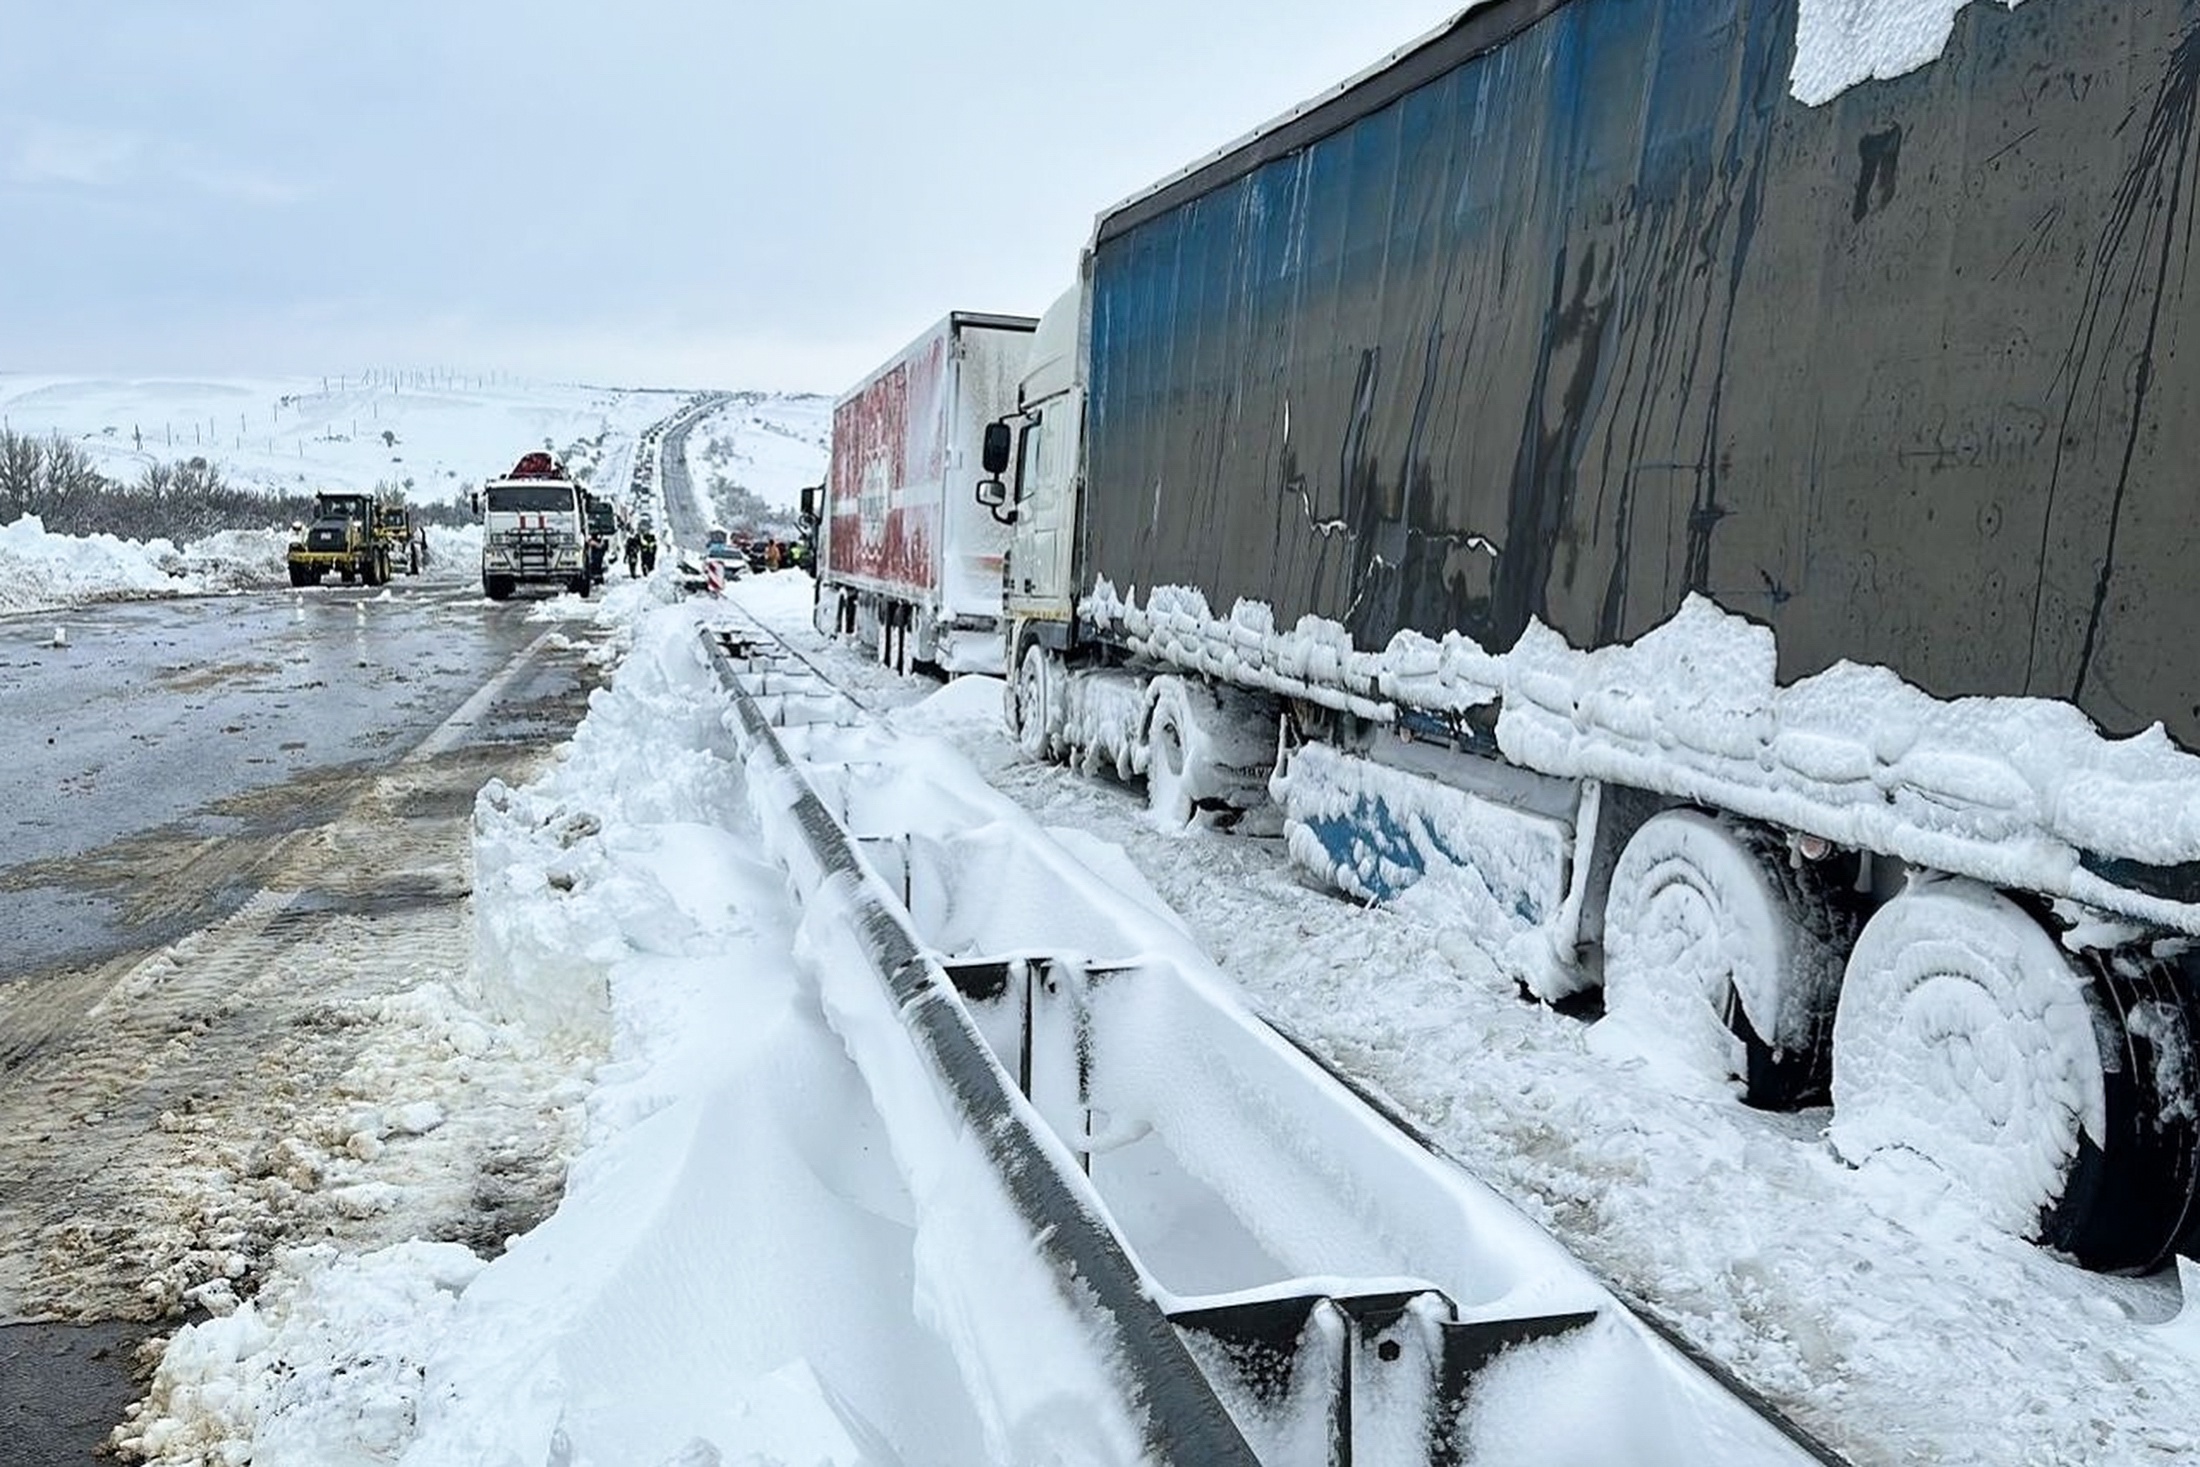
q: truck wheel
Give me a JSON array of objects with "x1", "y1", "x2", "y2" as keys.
[
  {"x1": 408, "y1": 544, "x2": 421, "y2": 576},
  {"x1": 1013, "y1": 642, "x2": 1064, "y2": 763},
  {"x1": 1142, "y1": 676, "x2": 1276, "y2": 832},
  {"x1": 1601, "y1": 811, "x2": 1858, "y2": 1107},
  {"x1": 288, "y1": 564, "x2": 313, "y2": 588},
  {"x1": 1830, "y1": 878, "x2": 2200, "y2": 1269},
  {"x1": 1146, "y1": 680, "x2": 1197, "y2": 826},
  {"x1": 340, "y1": 566, "x2": 356, "y2": 585},
  {"x1": 483, "y1": 576, "x2": 514, "y2": 601},
  {"x1": 569, "y1": 576, "x2": 590, "y2": 598}
]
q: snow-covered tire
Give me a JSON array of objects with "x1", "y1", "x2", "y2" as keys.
[
  {"x1": 1012, "y1": 641, "x2": 1065, "y2": 763},
  {"x1": 1602, "y1": 810, "x2": 1857, "y2": 1107},
  {"x1": 1831, "y1": 878, "x2": 2200, "y2": 1268},
  {"x1": 1145, "y1": 678, "x2": 1198, "y2": 827},
  {"x1": 1141, "y1": 676, "x2": 1278, "y2": 833}
]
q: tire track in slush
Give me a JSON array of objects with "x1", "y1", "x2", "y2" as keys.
[{"x1": 0, "y1": 624, "x2": 602, "y2": 1463}]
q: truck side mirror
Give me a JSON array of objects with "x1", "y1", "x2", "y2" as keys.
[
  {"x1": 799, "y1": 484, "x2": 823, "y2": 521},
  {"x1": 976, "y1": 476, "x2": 1015, "y2": 526},
  {"x1": 981, "y1": 420, "x2": 1013, "y2": 476},
  {"x1": 469, "y1": 491, "x2": 480, "y2": 516}
]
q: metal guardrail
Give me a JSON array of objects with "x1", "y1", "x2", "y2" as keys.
[
  {"x1": 700, "y1": 616, "x2": 1858, "y2": 1467},
  {"x1": 701, "y1": 625, "x2": 1265, "y2": 1467}
]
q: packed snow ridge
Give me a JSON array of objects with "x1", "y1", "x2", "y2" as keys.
[{"x1": 1086, "y1": 581, "x2": 2200, "y2": 933}]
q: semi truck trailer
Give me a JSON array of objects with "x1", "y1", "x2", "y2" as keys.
[
  {"x1": 820, "y1": 311, "x2": 1037, "y2": 673},
  {"x1": 964, "y1": 0, "x2": 2200, "y2": 1272}
]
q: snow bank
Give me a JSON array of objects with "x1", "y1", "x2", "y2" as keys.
[
  {"x1": 0, "y1": 514, "x2": 492, "y2": 617},
  {"x1": 0, "y1": 513, "x2": 290, "y2": 614},
  {"x1": 126, "y1": 591, "x2": 990, "y2": 1466}
]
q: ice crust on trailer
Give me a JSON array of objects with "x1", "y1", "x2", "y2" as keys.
[
  {"x1": 1791, "y1": 0, "x2": 2034, "y2": 105},
  {"x1": 1087, "y1": 579, "x2": 1502, "y2": 723},
  {"x1": 1085, "y1": 584, "x2": 2200, "y2": 932}
]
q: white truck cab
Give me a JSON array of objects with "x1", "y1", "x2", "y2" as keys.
[
  {"x1": 476, "y1": 452, "x2": 588, "y2": 601},
  {"x1": 980, "y1": 286, "x2": 1085, "y2": 629}
]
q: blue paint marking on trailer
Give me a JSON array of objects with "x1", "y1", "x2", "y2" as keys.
[{"x1": 1298, "y1": 792, "x2": 1546, "y2": 924}]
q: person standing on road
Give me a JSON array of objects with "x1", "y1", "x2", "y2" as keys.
[
  {"x1": 624, "y1": 530, "x2": 642, "y2": 578},
  {"x1": 638, "y1": 528, "x2": 658, "y2": 575}
]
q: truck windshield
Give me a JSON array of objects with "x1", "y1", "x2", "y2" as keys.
[
  {"x1": 316, "y1": 498, "x2": 368, "y2": 520},
  {"x1": 485, "y1": 486, "x2": 576, "y2": 513}
]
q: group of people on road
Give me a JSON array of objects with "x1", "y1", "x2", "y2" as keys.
[
  {"x1": 591, "y1": 523, "x2": 815, "y2": 583},
  {"x1": 760, "y1": 538, "x2": 809, "y2": 571}
]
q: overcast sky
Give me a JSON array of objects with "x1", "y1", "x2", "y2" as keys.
[{"x1": 1, "y1": 1, "x2": 1460, "y2": 394}]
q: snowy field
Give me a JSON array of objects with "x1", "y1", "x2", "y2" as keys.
[
  {"x1": 680, "y1": 392, "x2": 832, "y2": 514},
  {"x1": 0, "y1": 373, "x2": 678, "y2": 504}
]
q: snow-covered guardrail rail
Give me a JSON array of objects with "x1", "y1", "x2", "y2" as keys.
[{"x1": 699, "y1": 616, "x2": 1852, "y2": 1467}]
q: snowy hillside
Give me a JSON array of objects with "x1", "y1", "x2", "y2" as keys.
[
  {"x1": 0, "y1": 374, "x2": 822, "y2": 509},
  {"x1": 680, "y1": 391, "x2": 832, "y2": 515},
  {"x1": 0, "y1": 378, "x2": 831, "y2": 616}
]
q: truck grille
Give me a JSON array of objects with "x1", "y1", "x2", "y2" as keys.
[{"x1": 501, "y1": 529, "x2": 564, "y2": 574}]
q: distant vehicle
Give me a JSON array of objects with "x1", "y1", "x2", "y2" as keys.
[
  {"x1": 287, "y1": 491, "x2": 400, "y2": 587},
  {"x1": 473, "y1": 453, "x2": 589, "y2": 600},
  {"x1": 582, "y1": 493, "x2": 617, "y2": 586},
  {"x1": 680, "y1": 536, "x2": 749, "y2": 595},
  {"x1": 374, "y1": 503, "x2": 423, "y2": 576}
]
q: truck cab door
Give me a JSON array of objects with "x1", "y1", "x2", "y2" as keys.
[{"x1": 1005, "y1": 387, "x2": 1082, "y2": 623}]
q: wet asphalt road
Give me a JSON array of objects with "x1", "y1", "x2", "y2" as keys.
[
  {"x1": 0, "y1": 573, "x2": 591, "y2": 982},
  {"x1": 0, "y1": 568, "x2": 617, "y2": 1462}
]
